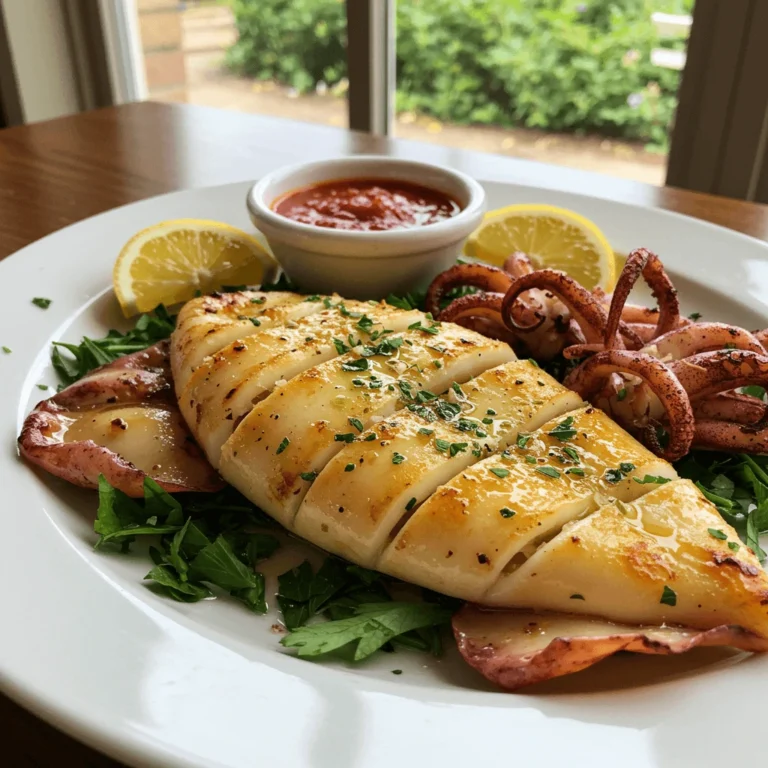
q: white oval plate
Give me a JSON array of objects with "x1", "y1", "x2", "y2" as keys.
[{"x1": 2, "y1": 180, "x2": 768, "y2": 768}]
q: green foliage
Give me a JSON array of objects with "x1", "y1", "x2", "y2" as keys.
[
  {"x1": 227, "y1": 0, "x2": 693, "y2": 147},
  {"x1": 225, "y1": 0, "x2": 347, "y2": 92}
]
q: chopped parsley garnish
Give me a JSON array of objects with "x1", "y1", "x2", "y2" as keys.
[
  {"x1": 708, "y1": 528, "x2": 727, "y2": 540},
  {"x1": 660, "y1": 585, "x2": 677, "y2": 606},
  {"x1": 333, "y1": 338, "x2": 351, "y2": 355},
  {"x1": 500, "y1": 507, "x2": 515, "y2": 519},
  {"x1": 300, "y1": 471, "x2": 318, "y2": 482},
  {"x1": 434, "y1": 400, "x2": 461, "y2": 421},
  {"x1": 536, "y1": 466, "x2": 561, "y2": 479},
  {"x1": 248, "y1": 317, "x2": 261, "y2": 327},
  {"x1": 418, "y1": 427, "x2": 434, "y2": 436},
  {"x1": 435, "y1": 438, "x2": 451, "y2": 453},
  {"x1": 617, "y1": 387, "x2": 627, "y2": 401},
  {"x1": 251, "y1": 296, "x2": 267, "y2": 304},
  {"x1": 336, "y1": 303, "x2": 362, "y2": 318},
  {"x1": 2, "y1": 346, "x2": 10, "y2": 354},
  {"x1": 563, "y1": 446, "x2": 580, "y2": 463},
  {"x1": 416, "y1": 389, "x2": 438, "y2": 403},
  {"x1": 605, "y1": 462, "x2": 635, "y2": 484},
  {"x1": 486, "y1": 408, "x2": 496, "y2": 415},
  {"x1": 392, "y1": 669, "x2": 403, "y2": 675},
  {"x1": 547, "y1": 416, "x2": 577, "y2": 441},
  {"x1": 356, "y1": 315, "x2": 374, "y2": 334},
  {"x1": 36, "y1": 384, "x2": 49, "y2": 391},
  {"x1": 449, "y1": 442, "x2": 468, "y2": 457},
  {"x1": 451, "y1": 382, "x2": 465, "y2": 399},
  {"x1": 348, "y1": 417, "x2": 364, "y2": 433},
  {"x1": 405, "y1": 497, "x2": 417, "y2": 511},
  {"x1": 407, "y1": 319, "x2": 440, "y2": 335},
  {"x1": 490, "y1": 467, "x2": 510, "y2": 479},
  {"x1": 742, "y1": 385, "x2": 766, "y2": 399},
  {"x1": 570, "y1": 594, "x2": 585, "y2": 600},
  {"x1": 688, "y1": 312, "x2": 702, "y2": 321},
  {"x1": 516, "y1": 433, "x2": 531, "y2": 449},
  {"x1": 334, "y1": 433, "x2": 356, "y2": 443},
  {"x1": 344, "y1": 463, "x2": 355, "y2": 472},
  {"x1": 482, "y1": 417, "x2": 493, "y2": 425},
  {"x1": 32, "y1": 297, "x2": 52, "y2": 309},
  {"x1": 728, "y1": 541, "x2": 740, "y2": 552},
  {"x1": 364, "y1": 433, "x2": 377, "y2": 441},
  {"x1": 392, "y1": 452, "x2": 406, "y2": 464},
  {"x1": 398, "y1": 380, "x2": 414, "y2": 400},
  {"x1": 525, "y1": 455, "x2": 537, "y2": 464},
  {"x1": 633, "y1": 475, "x2": 671, "y2": 485},
  {"x1": 565, "y1": 467, "x2": 585, "y2": 476},
  {"x1": 360, "y1": 337, "x2": 404, "y2": 357},
  {"x1": 276, "y1": 437, "x2": 290, "y2": 455},
  {"x1": 341, "y1": 358, "x2": 369, "y2": 372},
  {"x1": 433, "y1": 360, "x2": 443, "y2": 368}
]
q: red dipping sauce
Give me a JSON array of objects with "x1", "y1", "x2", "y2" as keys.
[{"x1": 272, "y1": 177, "x2": 462, "y2": 232}]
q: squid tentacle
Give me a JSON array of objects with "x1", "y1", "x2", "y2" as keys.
[
  {"x1": 604, "y1": 248, "x2": 680, "y2": 349},
  {"x1": 645, "y1": 323, "x2": 766, "y2": 361},
  {"x1": 501, "y1": 270, "x2": 612, "y2": 343},
  {"x1": 668, "y1": 350, "x2": 768, "y2": 402},
  {"x1": 564, "y1": 350, "x2": 695, "y2": 462},
  {"x1": 425, "y1": 263, "x2": 513, "y2": 318}
]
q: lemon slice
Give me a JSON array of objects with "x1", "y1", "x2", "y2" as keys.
[
  {"x1": 465, "y1": 204, "x2": 616, "y2": 291},
  {"x1": 113, "y1": 219, "x2": 278, "y2": 316}
]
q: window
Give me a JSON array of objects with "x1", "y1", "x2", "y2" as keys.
[
  {"x1": 135, "y1": 0, "x2": 348, "y2": 128},
  {"x1": 393, "y1": 1, "x2": 695, "y2": 186}
]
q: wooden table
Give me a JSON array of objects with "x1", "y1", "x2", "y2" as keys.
[{"x1": 2, "y1": 101, "x2": 768, "y2": 767}]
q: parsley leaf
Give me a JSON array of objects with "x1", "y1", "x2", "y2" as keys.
[
  {"x1": 51, "y1": 305, "x2": 176, "y2": 386},
  {"x1": 434, "y1": 400, "x2": 461, "y2": 421},
  {"x1": 32, "y1": 297, "x2": 52, "y2": 309},
  {"x1": 281, "y1": 602, "x2": 453, "y2": 661},
  {"x1": 633, "y1": 474, "x2": 671, "y2": 485},
  {"x1": 341, "y1": 358, "x2": 369, "y2": 372},
  {"x1": 547, "y1": 416, "x2": 577, "y2": 441},
  {"x1": 660, "y1": 585, "x2": 677, "y2": 606}
]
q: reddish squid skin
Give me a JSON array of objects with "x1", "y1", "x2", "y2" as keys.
[
  {"x1": 668, "y1": 350, "x2": 768, "y2": 402},
  {"x1": 694, "y1": 392, "x2": 766, "y2": 425},
  {"x1": 603, "y1": 248, "x2": 680, "y2": 349},
  {"x1": 18, "y1": 342, "x2": 224, "y2": 497},
  {"x1": 437, "y1": 292, "x2": 518, "y2": 344},
  {"x1": 693, "y1": 420, "x2": 768, "y2": 454},
  {"x1": 564, "y1": 350, "x2": 695, "y2": 461},
  {"x1": 646, "y1": 323, "x2": 766, "y2": 360},
  {"x1": 502, "y1": 269, "x2": 612, "y2": 342},
  {"x1": 425, "y1": 263, "x2": 512, "y2": 318}
]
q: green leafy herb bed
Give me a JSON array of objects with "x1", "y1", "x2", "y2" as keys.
[{"x1": 48, "y1": 289, "x2": 768, "y2": 665}]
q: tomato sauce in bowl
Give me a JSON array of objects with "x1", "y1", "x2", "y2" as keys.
[{"x1": 272, "y1": 178, "x2": 462, "y2": 232}]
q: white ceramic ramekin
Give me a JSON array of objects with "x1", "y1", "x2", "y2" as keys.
[{"x1": 246, "y1": 155, "x2": 486, "y2": 299}]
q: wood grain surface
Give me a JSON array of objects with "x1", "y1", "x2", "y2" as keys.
[{"x1": 2, "y1": 101, "x2": 768, "y2": 767}]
